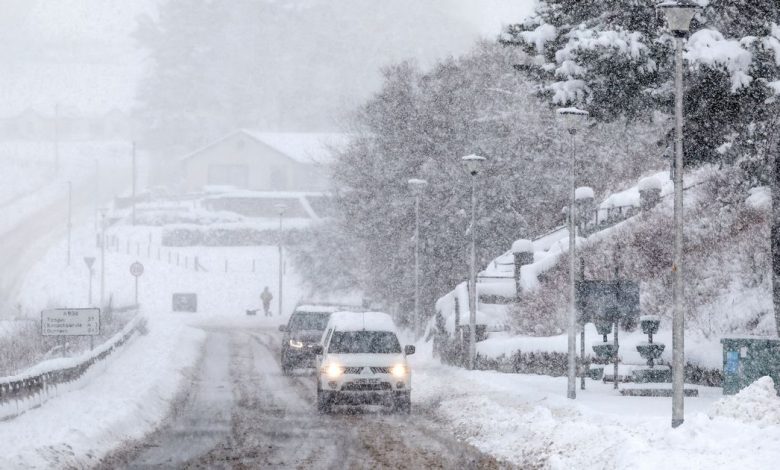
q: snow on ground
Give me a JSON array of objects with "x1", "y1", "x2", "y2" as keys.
[
  {"x1": 478, "y1": 324, "x2": 724, "y2": 370},
  {"x1": 0, "y1": 310, "x2": 205, "y2": 469},
  {"x1": 0, "y1": 209, "x2": 308, "y2": 467},
  {"x1": 15, "y1": 220, "x2": 307, "y2": 320},
  {"x1": 410, "y1": 350, "x2": 780, "y2": 469}
]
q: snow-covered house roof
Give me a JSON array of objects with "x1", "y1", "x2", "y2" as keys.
[{"x1": 178, "y1": 129, "x2": 350, "y2": 165}]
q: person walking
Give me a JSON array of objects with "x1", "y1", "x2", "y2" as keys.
[{"x1": 261, "y1": 286, "x2": 273, "y2": 317}]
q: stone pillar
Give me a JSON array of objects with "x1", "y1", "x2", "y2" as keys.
[
  {"x1": 639, "y1": 176, "x2": 663, "y2": 211},
  {"x1": 575, "y1": 186, "x2": 595, "y2": 235},
  {"x1": 512, "y1": 239, "x2": 534, "y2": 296}
]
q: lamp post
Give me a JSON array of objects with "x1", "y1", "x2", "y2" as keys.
[
  {"x1": 657, "y1": 0, "x2": 699, "y2": 429},
  {"x1": 556, "y1": 107, "x2": 589, "y2": 400},
  {"x1": 274, "y1": 203, "x2": 287, "y2": 317},
  {"x1": 408, "y1": 178, "x2": 428, "y2": 339},
  {"x1": 462, "y1": 154, "x2": 486, "y2": 370}
]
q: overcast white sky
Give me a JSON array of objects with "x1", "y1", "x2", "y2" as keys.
[{"x1": 0, "y1": 0, "x2": 536, "y2": 117}]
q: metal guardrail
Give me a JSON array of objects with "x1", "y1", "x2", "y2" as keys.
[{"x1": 0, "y1": 308, "x2": 144, "y2": 420}]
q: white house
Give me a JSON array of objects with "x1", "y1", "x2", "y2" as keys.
[{"x1": 178, "y1": 129, "x2": 347, "y2": 192}]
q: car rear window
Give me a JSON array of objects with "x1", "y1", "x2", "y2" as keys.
[
  {"x1": 289, "y1": 312, "x2": 330, "y2": 331},
  {"x1": 328, "y1": 331, "x2": 401, "y2": 354}
]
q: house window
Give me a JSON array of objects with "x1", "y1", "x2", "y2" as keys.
[{"x1": 208, "y1": 164, "x2": 249, "y2": 188}]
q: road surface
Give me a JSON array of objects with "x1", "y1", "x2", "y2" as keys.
[{"x1": 100, "y1": 326, "x2": 508, "y2": 469}]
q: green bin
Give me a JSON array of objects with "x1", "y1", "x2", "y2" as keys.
[{"x1": 720, "y1": 337, "x2": 780, "y2": 395}]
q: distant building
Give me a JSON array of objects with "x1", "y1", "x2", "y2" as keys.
[
  {"x1": 178, "y1": 129, "x2": 347, "y2": 192},
  {"x1": 0, "y1": 107, "x2": 133, "y2": 142}
]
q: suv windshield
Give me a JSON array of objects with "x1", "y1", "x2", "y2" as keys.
[
  {"x1": 328, "y1": 331, "x2": 401, "y2": 354},
  {"x1": 289, "y1": 312, "x2": 330, "y2": 331}
]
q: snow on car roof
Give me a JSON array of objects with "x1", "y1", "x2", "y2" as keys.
[
  {"x1": 294, "y1": 304, "x2": 343, "y2": 313},
  {"x1": 327, "y1": 311, "x2": 398, "y2": 332}
]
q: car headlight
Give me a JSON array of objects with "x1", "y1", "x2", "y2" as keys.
[
  {"x1": 324, "y1": 363, "x2": 344, "y2": 378},
  {"x1": 289, "y1": 339, "x2": 304, "y2": 349},
  {"x1": 390, "y1": 364, "x2": 407, "y2": 378}
]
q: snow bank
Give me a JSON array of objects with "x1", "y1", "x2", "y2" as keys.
[
  {"x1": 0, "y1": 314, "x2": 206, "y2": 468},
  {"x1": 709, "y1": 376, "x2": 780, "y2": 427},
  {"x1": 512, "y1": 238, "x2": 533, "y2": 254}
]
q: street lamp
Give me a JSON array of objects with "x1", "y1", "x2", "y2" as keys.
[
  {"x1": 408, "y1": 178, "x2": 428, "y2": 339},
  {"x1": 657, "y1": 0, "x2": 699, "y2": 429},
  {"x1": 556, "y1": 106, "x2": 589, "y2": 400},
  {"x1": 274, "y1": 203, "x2": 287, "y2": 317},
  {"x1": 461, "y1": 154, "x2": 486, "y2": 370}
]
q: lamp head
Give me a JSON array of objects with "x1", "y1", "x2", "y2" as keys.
[
  {"x1": 461, "y1": 154, "x2": 486, "y2": 176},
  {"x1": 408, "y1": 178, "x2": 428, "y2": 196},
  {"x1": 656, "y1": 0, "x2": 700, "y2": 35},
  {"x1": 556, "y1": 107, "x2": 589, "y2": 134},
  {"x1": 274, "y1": 203, "x2": 287, "y2": 216}
]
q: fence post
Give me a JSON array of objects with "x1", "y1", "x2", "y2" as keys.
[
  {"x1": 225, "y1": 259, "x2": 228, "y2": 273},
  {"x1": 252, "y1": 259, "x2": 256, "y2": 273}
]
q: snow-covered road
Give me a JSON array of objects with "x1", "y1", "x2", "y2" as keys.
[{"x1": 100, "y1": 326, "x2": 503, "y2": 469}]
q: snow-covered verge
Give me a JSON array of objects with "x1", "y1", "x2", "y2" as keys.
[
  {"x1": 0, "y1": 313, "x2": 206, "y2": 469},
  {"x1": 411, "y1": 352, "x2": 780, "y2": 469}
]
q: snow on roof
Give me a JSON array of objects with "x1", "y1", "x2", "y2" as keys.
[
  {"x1": 328, "y1": 311, "x2": 398, "y2": 332},
  {"x1": 179, "y1": 129, "x2": 350, "y2": 165},
  {"x1": 242, "y1": 130, "x2": 350, "y2": 164}
]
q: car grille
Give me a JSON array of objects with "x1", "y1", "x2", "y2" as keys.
[
  {"x1": 342, "y1": 366, "x2": 392, "y2": 374},
  {"x1": 341, "y1": 382, "x2": 392, "y2": 391}
]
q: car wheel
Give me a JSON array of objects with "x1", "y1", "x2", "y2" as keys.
[{"x1": 317, "y1": 388, "x2": 333, "y2": 414}]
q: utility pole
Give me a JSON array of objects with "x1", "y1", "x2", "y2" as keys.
[
  {"x1": 132, "y1": 141, "x2": 137, "y2": 226},
  {"x1": 54, "y1": 103, "x2": 60, "y2": 175},
  {"x1": 275, "y1": 204, "x2": 287, "y2": 316},
  {"x1": 67, "y1": 181, "x2": 72, "y2": 266},
  {"x1": 409, "y1": 178, "x2": 428, "y2": 339},
  {"x1": 100, "y1": 210, "x2": 107, "y2": 308}
]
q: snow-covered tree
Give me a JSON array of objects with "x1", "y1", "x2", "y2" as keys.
[
  {"x1": 295, "y1": 43, "x2": 662, "y2": 326},
  {"x1": 503, "y1": 0, "x2": 780, "y2": 335},
  {"x1": 501, "y1": 0, "x2": 780, "y2": 167}
]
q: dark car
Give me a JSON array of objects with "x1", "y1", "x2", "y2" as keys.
[{"x1": 279, "y1": 305, "x2": 343, "y2": 374}]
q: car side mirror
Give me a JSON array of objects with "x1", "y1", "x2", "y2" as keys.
[
  {"x1": 404, "y1": 345, "x2": 415, "y2": 355},
  {"x1": 278, "y1": 325, "x2": 288, "y2": 332},
  {"x1": 312, "y1": 344, "x2": 324, "y2": 355}
]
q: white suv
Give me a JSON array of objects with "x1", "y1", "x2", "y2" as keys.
[{"x1": 314, "y1": 311, "x2": 415, "y2": 414}]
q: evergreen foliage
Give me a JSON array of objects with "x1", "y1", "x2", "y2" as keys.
[{"x1": 501, "y1": 0, "x2": 780, "y2": 168}]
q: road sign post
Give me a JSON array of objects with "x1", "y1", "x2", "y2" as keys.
[
  {"x1": 84, "y1": 256, "x2": 96, "y2": 306},
  {"x1": 130, "y1": 261, "x2": 144, "y2": 305}
]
